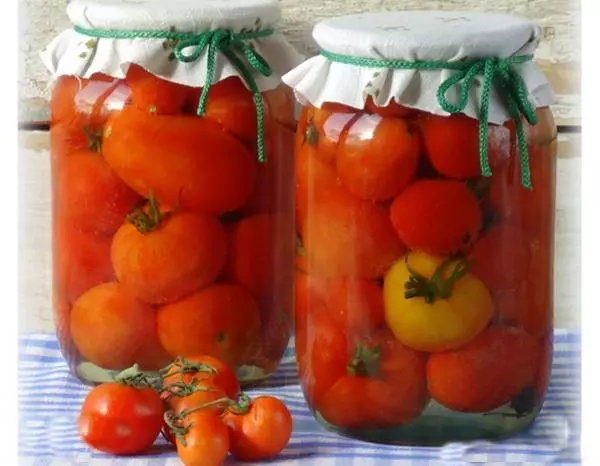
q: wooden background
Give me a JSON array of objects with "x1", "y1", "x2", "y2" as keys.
[{"x1": 18, "y1": 0, "x2": 581, "y2": 332}]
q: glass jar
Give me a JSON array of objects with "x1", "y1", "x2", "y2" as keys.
[
  {"x1": 286, "y1": 11, "x2": 557, "y2": 444},
  {"x1": 42, "y1": 0, "x2": 301, "y2": 384}
]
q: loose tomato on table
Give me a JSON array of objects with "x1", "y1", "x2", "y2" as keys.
[
  {"x1": 389, "y1": 179, "x2": 483, "y2": 255},
  {"x1": 78, "y1": 381, "x2": 164, "y2": 455},
  {"x1": 162, "y1": 355, "x2": 240, "y2": 401},
  {"x1": 111, "y1": 197, "x2": 227, "y2": 305},
  {"x1": 102, "y1": 106, "x2": 257, "y2": 214},
  {"x1": 336, "y1": 113, "x2": 421, "y2": 201},
  {"x1": 318, "y1": 331, "x2": 428, "y2": 430},
  {"x1": 426, "y1": 325, "x2": 538, "y2": 413},
  {"x1": 70, "y1": 282, "x2": 171, "y2": 371},
  {"x1": 174, "y1": 411, "x2": 230, "y2": 466},
  {"x1": 157, "y1": 283, "x2": 260, "y2": 368},
  {"x1": 223, "y1": 395, "x2": 293, "y2": 462},
  {"x1": 383, "y1": 252, "x2": 493, "y2": 352}
]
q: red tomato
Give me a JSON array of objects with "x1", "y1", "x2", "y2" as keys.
[
  {"x1": 176, "y1": 411, "x2": 230, "y2": 466},
  {"x1": 163, "y1": 355, "x2": 240, "y2": 400},
  {"x1": 223, "y1": 396, "x2": 292, "y2": 461},
  {"x1": 78, "y1": 383, "x2": 164, "y2": 455}
]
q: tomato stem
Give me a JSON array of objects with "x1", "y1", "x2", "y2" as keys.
[
  {"x1": 126, "y1": 193, "x2": 167, "y2": 234},
  {"x1": 227, "y1": 392, "x2": 252, "y2": 415},
  {"x1": 113, "y1": 363, "x2": 162, "y2": 390},
  {"x1": 404, "y1": 255, "x2": 472, "y2": 303},
  {"x1": 304, "y1": 120, "x2": 319, "y2": 147},
  {"x1": 83, "y1": 125, "x2": 103, "y2": 153},
  {"x1": 347, "y1": 342, "x2": 382, "y2": 378}
]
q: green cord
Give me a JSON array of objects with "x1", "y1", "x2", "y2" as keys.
[
  {"x1": 320, "y1": 49, "x2": 539, "y2": 189},
  {"x1": 74, "y1": 25, "x2": 274, "y2": 163}
]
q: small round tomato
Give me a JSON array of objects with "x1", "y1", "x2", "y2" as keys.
[
  {"x1": 337, "y1": 114, "x2": 420, "y2": 201},
  {"x1": 163, "y1": 355, "x2": 240, "y2": 400},
  {"x1": 383, "y1": 252, "x2": 493, "y2": 352},
  {"x1": 111, "y1": 201, "x2": 227, "y2": 305},
  {"x1": 176, "y1": 411, "x2": 230, "y2": 466},
  {"x1": 389, "y1": 179, "x2": 483, "y2": 255},
  {"x1": 78, "y1": 382, "x2": 164, "y2": 455},
  {"x1": 427, "y1": 326, "x2": 538, "y2": 412},
  {"x1": 299, "y1": 312, "x2": 351, "y2": 409},
  {"x1": 318, "y1": 333, "x2": 428, "y2": 429},
  {"x1": 157, "y1": 283, "x2": 261, "y2": 368},
  {"x1": 70, "y1": 282, "x2": 171, "y2": 371},
  {"x1": 419, "y1": 113, "x2": 509, "y2": 179},
  {"x1": 223, "y1": 396, "x2": 292, "y2": 462}
]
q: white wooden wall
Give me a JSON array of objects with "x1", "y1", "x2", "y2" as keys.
[{"x1": 18, "y1": 0, "x2": 581, "y2": 332}]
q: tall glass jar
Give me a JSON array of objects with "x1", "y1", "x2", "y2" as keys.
[
  {"x1": 284, "y1": 11, "x2": 557, "y2": 444},
  {"x1": 41, "y1": 0, "x2": 302, "y2": 384}
]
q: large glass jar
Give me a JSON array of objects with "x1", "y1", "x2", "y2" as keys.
[
  {"x1": 42, "y1": 0, "x2": 301, "y2": 384},
  {"x1": 285, "y1": 11, "x2": 557, "y2": 444}
]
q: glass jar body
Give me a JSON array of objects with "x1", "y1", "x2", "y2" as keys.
[
  {"x1": 294, "y1": 100, "x2": 556, "y2": 444},
  {"x1": 50, "y1": 68, "x2": 295, "y2": 385}
]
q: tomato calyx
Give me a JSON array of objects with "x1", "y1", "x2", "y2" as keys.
[
  {"x1": 83, "y1": 125, "x2": 103, "y2": 153},
  {"x1": 127, "y1": 193, "x2": 168, "y2": 234},
  {"x1": 404, "y1": 255, "x2": 472, "y2": 304},
  {"x1": 113, "y1": 363, "x2": 162, "y2": 390},
  {"x1": 304, "y1": 119, "x2": 319, "y2": 147},
  {"x1": 347, "y1": 341, "x2": 382, "y2": 378},
  {"x1": 296, "y1": 234, "x2": 306, "y2": 257},
  {"x1": 160, "y1": 356, "x2": 219, "y2": 398}
]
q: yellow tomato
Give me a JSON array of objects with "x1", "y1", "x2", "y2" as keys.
[{"x1": 383, "y1": 252, "x2": 493, "y2": 352}]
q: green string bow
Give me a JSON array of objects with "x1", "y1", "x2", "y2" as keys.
[
  {"x1": 74, "y1": 25, "x2": 274, "y2": 163},
  {"x1": 320, "y1": 49, "x2": 539, "y2": 188}
]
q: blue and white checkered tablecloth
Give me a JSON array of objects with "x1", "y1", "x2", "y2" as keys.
[{"x1": 19, "y1": 330, "x2": 581, "y2": 466}]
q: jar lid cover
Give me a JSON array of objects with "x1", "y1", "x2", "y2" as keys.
[
  {"x1": 282, "y1": 10, "x2": 555, "y2": 124},
  {"x1": 40, "y1": 0, "x2": 302, "y2": 91},
  {"x1": 67, "y1": 0, "x2": 281, "y2": 32}
]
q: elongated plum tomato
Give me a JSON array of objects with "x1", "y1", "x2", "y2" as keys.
[
  {"x1": 102, "y1": 106, "x2": 257, "y2": 214},
  {"x1": 111, "y1": 199, "x2": 227, "y2": 305},
  {"x1": 176, "y1": 411, "x2": 230, "y2": 466},
  {"x1": 55, "y1": 147, "x2": 142, "y2": 235},
  {"x1": 70, "y1": 282, "x2": 171, "y2": 371},
  {"x1": 383, "y1": 252, "x2": 493, "y2": 352},
  {"x1": 78, "y1": 382, "x2": 164, "y2": 455},
  {"x1": 426, "y1": 326, "x2": 538, "y2": 412},
  {"x1": 223, "y1": 396, "x2": 292, "y2": 461}
]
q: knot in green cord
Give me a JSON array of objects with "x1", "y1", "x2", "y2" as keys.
[
  {"x1": 74, "y1": 25, "x2": 274, "y2": 163},
  {"x1": 320, "y1": 49, "x2": 539, "y2": 189}
]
